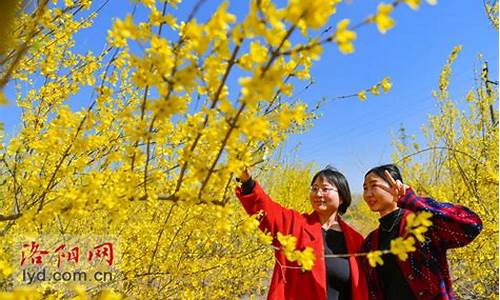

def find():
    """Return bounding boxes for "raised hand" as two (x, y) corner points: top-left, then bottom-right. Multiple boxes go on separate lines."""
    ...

(239, 168), (252, 183)
(384, 170), (409, 199)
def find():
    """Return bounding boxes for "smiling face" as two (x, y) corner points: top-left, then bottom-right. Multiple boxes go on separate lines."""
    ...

(363, 172), (398, 217)
(309, 176), (341, 217)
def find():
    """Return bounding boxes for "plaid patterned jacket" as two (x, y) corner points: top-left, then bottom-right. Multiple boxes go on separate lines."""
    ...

(361, 188), (483, 300)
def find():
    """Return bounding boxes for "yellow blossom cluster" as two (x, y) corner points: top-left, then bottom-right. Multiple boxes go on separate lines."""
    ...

(371, 3), (395, 34)
(365, 211), (433, 267)
(357, 77), (392, 101)
(333, 19), (357, 54)
(276, 232), (315, 271)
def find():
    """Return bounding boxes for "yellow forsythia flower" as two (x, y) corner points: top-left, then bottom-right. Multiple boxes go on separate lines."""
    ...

(296, 247), (315, 271)
(404, 0), (421, 10)
(405, 211), (433, 242)
(277, 232), (297, 253)
(373, 3), (395, 34)
(412, 226), (429, 242)
(406, 211), (433, 229)
(258, 232), (274, 245)
(381, 77), (392, 92)
(277, 232), (316, 271)
(369, 85), (380, 96)
(240, 215), (260, 234)
(367, 250), (384, 267)
(465, 90), (475, 102)
(249, 41), (269, 64)
(334, 19), (357, 54)
(357, 90), (367, 101)
(390, 236), (416, 261)
(414, 211), (433, 227)
(0, 260), (12, 277)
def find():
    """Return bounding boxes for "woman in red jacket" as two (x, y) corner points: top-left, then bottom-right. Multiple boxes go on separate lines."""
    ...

(236, 166), (368, 300)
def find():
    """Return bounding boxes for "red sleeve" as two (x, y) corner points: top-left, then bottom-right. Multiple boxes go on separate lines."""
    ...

(398, 188), (483, 249)
(235, 180), (304, 236)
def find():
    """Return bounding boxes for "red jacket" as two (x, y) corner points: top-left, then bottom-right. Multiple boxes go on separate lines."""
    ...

(236, 181), (368, 300)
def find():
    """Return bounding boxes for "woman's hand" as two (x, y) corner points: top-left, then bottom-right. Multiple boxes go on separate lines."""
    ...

(239, 168), (252, 183)
(384, 170), (410, 200)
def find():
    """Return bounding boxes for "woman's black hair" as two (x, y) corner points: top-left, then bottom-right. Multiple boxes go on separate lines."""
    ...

(310, 165), (352, 215)
(364, 164), (404, 185)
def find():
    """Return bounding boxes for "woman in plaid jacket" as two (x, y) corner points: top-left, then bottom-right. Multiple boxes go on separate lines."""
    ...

(360, 164), (482, 300)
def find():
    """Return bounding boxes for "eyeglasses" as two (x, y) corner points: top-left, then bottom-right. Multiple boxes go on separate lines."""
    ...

(310, 186), (337, 194)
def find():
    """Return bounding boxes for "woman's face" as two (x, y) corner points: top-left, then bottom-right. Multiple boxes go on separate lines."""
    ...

(309, 176), (341, 216)
(363, 172), (398, 216)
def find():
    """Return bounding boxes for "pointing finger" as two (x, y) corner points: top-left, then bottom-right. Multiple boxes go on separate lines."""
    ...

(239, 168), (251, 183)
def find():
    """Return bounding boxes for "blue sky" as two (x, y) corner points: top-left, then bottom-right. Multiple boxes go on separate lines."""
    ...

(282, 1), (499, 192)
(1, 0), (498, 193)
